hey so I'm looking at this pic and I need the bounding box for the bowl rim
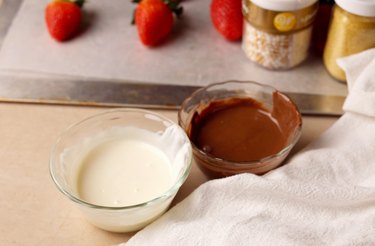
[50,108,192,210]
[178,80,302,167]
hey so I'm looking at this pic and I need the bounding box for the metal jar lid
[243,0,319,34]
[250,0,318,12]
[336,0,375,17]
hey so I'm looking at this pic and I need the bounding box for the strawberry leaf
[165,0,183,18]
[131,9,136,25]
[131,0,140,25]
[72,0,85,8]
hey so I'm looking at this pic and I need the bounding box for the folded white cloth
[338,49,375,118]
[123,49,375,245]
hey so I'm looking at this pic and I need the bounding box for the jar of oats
[242,0,319,70]
[323,0,375,82]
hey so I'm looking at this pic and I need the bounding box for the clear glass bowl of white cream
[50,109,192,232]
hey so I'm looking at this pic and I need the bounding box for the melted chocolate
[190,97,290,162]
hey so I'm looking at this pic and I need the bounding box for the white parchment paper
[0,0,346,95]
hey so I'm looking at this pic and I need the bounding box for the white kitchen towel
[0,0,343,95]
[123,49,375,245]
[338,49,375,118]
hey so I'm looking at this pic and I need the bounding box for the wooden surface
[0,102,338,245]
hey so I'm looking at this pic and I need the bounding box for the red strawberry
[211,0,243,41]
[45,0,84,41]
[133,0,183,46]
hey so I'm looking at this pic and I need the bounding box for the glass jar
[323,0,375,82]
[242,0,319,70]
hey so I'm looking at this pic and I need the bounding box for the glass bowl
[50,109,192,232]
[178,81,302,178]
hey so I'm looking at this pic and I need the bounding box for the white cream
[59,125,191,232]
[77,138,173,207]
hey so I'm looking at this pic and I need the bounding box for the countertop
[0,102,338,245]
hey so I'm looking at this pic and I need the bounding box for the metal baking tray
[0,0,345,116]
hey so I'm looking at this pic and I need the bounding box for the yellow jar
[323,1,375,82]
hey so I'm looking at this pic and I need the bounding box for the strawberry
[45,0,84,41]
[133,0,183,46]
[210,0,243,41]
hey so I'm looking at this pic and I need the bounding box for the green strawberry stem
[70,0,85,8]
[131,9,136,25]
[56,0,85,7]
[131,0,183,25]
[165,0,183,18]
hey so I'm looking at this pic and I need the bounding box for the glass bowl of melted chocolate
[178,81,302,178]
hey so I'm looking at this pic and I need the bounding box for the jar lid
[336,0,375,17]
[249,0,318,12]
